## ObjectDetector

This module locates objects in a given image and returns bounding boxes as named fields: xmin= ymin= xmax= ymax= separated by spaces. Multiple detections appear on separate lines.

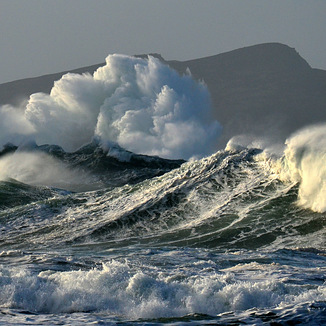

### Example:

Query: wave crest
xmin=280 ymin=124 xmax=326 ymax=213
xmin=1 ymin=54 xmax=221 ymax=160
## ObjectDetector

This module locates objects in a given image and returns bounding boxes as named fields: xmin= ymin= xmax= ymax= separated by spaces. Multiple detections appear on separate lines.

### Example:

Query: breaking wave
xmin=1 ymin=51 xmax=326 ymax=325
xmin=1 ymin=258 xmax=326 ymax=320
xmin=280 ymin=124 xmax=326 ymax=213
xmin=0 ymin=54 xmax=221 ymax=160
xmin=1 ymin=126 xmax=326 ymax=324
xmin=226 ymin=124 xmax=326 ymax=214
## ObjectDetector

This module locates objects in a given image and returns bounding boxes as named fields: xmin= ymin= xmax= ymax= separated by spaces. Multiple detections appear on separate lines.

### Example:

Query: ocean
xmin=1 ymin=54 xmax=326 ymax=325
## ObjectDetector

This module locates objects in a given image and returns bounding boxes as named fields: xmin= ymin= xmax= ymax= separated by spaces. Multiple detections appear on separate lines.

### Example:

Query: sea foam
xmin=0 ymin=151 xmax=98 ymax=191
xmin=0 ymin=55 xmax=221 ymax=160
xmin=280 ymin=124 xmax=326 ymax=213
xmin=226 ymin=124 xmax=326 ymax=213
xmin=1 ymin=259 xmax=325 ymax=319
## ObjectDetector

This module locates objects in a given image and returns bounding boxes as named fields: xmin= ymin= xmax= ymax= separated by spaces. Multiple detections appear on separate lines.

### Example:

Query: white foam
xmin=278 ymin=124 xmax=326 ymax=212
xmin=0 ymin=151 xmax=98 ymax=191
xmin=226 ymin=125 xmax=326 ymax=213
xmin=1 ymin=260 xmax=325 ymax=318
xmin=0 ymin=105 xmax=35 ymax=147
xmin=0 ymin=55 xmax=221 ymax=160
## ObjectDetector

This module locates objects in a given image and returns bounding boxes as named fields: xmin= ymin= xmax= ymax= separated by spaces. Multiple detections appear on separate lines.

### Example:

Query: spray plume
xmin=0 ymin=54 xmax=221 ymax=160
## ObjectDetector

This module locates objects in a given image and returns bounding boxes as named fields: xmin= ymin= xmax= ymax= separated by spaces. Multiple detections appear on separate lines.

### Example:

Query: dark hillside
xmin=170 ymin=43 xmax=326 ymax=145
xmin=1 ymin=43 xmax=325 ymax=147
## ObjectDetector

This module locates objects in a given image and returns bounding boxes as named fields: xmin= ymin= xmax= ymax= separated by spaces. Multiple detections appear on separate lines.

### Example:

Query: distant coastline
xmin=1 ymin=43 xmax=326 ymax=148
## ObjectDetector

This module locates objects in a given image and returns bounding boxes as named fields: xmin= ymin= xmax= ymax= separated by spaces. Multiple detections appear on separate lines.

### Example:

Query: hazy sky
xmin=1 ymin=0 xmax=326 ymax=84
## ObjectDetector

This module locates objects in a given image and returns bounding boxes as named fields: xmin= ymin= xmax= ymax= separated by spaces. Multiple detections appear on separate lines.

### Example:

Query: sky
xmin=1 ymin=0 xmax=326 ymax=84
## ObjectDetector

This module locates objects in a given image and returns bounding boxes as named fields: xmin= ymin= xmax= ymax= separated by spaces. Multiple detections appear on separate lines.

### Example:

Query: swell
xmin=63 ymin=147 xmax=326 ymax=250
xmin=0 ymin=140 xmax=184 ymax=191
xmin=2 ymin=147 xmax=326 ymax=251
xmin=0 ymin=179 xmax=54 ymax=209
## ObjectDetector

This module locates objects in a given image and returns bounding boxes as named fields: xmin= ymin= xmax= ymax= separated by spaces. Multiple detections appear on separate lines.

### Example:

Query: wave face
xmin=280 ymin=124 xmax=326 ymax=212
xmin=0 ymin=55 xmax=221 ymax=160
xmin=1 ymin=143 xmax=326 ymax=325
xmin=1 ymin=54 xmax=326 ymax=325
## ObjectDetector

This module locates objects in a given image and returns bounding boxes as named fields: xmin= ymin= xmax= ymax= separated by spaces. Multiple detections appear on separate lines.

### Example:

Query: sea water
xmin=1 ymin=54 xmax=326 ymax=325
xmin=1 ymin=144 xmax=326 ymax=325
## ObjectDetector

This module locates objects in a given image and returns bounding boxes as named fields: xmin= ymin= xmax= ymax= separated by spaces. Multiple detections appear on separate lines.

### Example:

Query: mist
xmin=0 ymin=151 xmax=101 ymax=192
xmin=0 ymin=55 xmax=221 ymax=160
xmin=281 ymin=124 xmax=326 ymax=213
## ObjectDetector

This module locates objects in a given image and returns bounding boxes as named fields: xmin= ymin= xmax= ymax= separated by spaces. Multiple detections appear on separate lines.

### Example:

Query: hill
xmin=1 ymin=43 xmax=325 ymax=147
xmin=170 ymin=43 xmax=326 ymax=145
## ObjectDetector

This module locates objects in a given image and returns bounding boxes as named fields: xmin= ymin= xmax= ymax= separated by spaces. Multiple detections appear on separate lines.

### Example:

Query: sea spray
xmin=280 ymin=124 xmax=326 ymax=212
xmin=234 ymin=124 xmax=326 ymax=213
xmin=2 ymin=258 xmax=325 ymax=318
xmin=0 ymin=151 xmax=96 ymax=191
xmin=1 ymin=137 xmax=326 ymax=324
xmin=0 ymin=104 xmax=35 ymax=146
xmin=0 ymin=54 xmax=221 ymax=160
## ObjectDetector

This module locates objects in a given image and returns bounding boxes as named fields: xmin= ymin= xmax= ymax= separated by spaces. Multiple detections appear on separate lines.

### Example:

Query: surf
xmin=0 ymin=54 xmax=221 ymax=160
xmin=1 ymin=51 xmax=326 ymax=325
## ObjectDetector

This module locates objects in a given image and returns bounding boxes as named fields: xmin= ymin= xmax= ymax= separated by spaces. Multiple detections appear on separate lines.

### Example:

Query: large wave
xmin=0 ymin=54 xmax=221 ymax=160
xmin=279 ymin=124 xmax=326 ymax=213
xmin=2 ymin=53 xmax=326 ymax=215
xmin=225 ymin=124 xmax=326 ymax=214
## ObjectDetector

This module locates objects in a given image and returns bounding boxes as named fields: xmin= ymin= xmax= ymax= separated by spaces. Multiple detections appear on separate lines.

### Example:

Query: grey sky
xmin=1 ymin=0 xmax=326 ymax=84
